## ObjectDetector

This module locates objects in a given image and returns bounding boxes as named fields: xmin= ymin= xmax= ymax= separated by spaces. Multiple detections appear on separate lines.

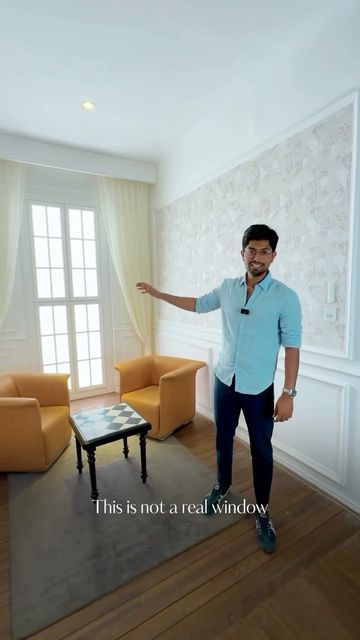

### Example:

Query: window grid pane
xmin=76 ymin=332 xmax=90 ymax=360
xmin=49 ymin=239 xmax=63 ymax=268
xmin=32 ymin=204 xmax=65 ymax=300
xmin=55 ymin=334 xmax=70 ymax=363
xmin=46 ymin=207 xmax=62 ymax=237
xmin=84 ymin=240 xmax=96 ymax=268
xmin=51 ymin=269 xmax=66 ymax=298
xmin=78 ymin=360 xmax=91 ymax=388
xmin=54 ymin=306 xmax=67 ymax=334
xmin=82 ymin=210 xmax=95 ymax=239
xmin=34 ymin=237 xmax=49 ymax=268
xmin=69 ymin=208 xmax=83 ymax=239
xmin=38 ymin=306 xmax=71 ymax=389
xmin=89 ymin=331 xmax=101 ymax=358
xmin=72 ymin=269 xmax=86 ymax=297
xmin=41 ymin=335 xmax=56 ymax=365
xmin=74 ymin=304 xmax=87 ymax=332
xmin=91 ymin=359 xmax=103 ymax=385
xmin=32 ymin=205 xmax=47 ymax=236
xmin=39 ymin=306 xmax=54 ymax=335
xmin=70 ymin=239 xmax=84 ymax=268
xmin=85 ymin=269 xmax=98 ymax=297
xmin=69 ymin=209 xmax=99 ymax=299
xmin=36 ymin=269 xmax=52 ymax=298
xmin=74 ymin=304 xmax=103 ymax=388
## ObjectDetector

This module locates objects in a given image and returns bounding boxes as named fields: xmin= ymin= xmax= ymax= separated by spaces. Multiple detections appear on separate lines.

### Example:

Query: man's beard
xmin=248 ymin=262 xmax=267 ymax=276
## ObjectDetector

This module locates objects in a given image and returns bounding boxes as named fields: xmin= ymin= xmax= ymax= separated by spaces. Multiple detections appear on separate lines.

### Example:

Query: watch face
xmin=284 ymin=388 xmax=297 ymax=397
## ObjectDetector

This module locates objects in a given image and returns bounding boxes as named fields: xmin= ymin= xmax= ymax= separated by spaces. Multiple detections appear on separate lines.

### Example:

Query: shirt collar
xmin=240 ymin=270 xmax=272 ymax=291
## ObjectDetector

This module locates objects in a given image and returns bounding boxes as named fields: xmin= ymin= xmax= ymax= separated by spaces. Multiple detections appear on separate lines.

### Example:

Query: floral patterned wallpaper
xmin=155 ymin=104 xmax=353 ymax=353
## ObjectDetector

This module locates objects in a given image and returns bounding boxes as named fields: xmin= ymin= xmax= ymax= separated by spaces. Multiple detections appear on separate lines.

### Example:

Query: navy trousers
xmin=214 ymin=375 xmax=274 ymax=510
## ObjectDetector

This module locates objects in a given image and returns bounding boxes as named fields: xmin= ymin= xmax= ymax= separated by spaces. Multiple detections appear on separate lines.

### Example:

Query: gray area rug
xmin=9 ymin=432 xmax=244 ymax=639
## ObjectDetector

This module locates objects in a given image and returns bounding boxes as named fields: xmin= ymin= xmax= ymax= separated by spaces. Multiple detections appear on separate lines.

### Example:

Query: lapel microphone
xmin=241 ymin=308 xmax=250 ymax=315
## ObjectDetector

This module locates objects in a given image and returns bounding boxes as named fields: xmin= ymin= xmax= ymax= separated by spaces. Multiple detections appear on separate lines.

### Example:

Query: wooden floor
xmin=1 ymin=392 xmax=360 ymax=640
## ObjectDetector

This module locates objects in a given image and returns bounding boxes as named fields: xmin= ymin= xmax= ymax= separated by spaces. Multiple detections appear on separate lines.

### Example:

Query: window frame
xmin=27 ymin=197 xmax=114 ymax=399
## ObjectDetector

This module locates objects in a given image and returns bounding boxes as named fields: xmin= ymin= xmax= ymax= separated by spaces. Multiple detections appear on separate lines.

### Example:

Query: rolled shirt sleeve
xmin=195 ymin=284 xmax=222 ymax=314
xmin=280 ymin=290 xmax=302 ymax=348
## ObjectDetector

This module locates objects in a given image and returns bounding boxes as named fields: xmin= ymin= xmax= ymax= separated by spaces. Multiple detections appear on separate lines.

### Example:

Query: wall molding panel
xmin=239 ymin=374 xmax=351 ymax=486
xmin=114 ymin=322 xmax=142 ymax=360
xmin=155 ymin=319 xmax=359 ymax=511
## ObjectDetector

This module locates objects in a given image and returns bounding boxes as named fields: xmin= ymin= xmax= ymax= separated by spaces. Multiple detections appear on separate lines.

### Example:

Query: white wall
xmin=0 ymin=164 xmax=142 ymax=396
xmin=152 ymin=91 xmax=360 ymax=513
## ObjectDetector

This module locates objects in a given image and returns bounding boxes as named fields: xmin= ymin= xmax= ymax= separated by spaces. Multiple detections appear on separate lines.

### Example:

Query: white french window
xmin=30 ymin=203 xmax=109 ymax=393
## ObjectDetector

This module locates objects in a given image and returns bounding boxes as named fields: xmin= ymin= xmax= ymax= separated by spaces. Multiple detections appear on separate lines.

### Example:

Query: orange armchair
xmin=0 ymin=373 xmax=72 ymax=472
xmin=114 ymin=355 xmax=206 ymax=439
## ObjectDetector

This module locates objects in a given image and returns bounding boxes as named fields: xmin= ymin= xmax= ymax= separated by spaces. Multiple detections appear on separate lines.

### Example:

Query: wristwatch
xmin=283 ymin=387 xmax=297 ymax=398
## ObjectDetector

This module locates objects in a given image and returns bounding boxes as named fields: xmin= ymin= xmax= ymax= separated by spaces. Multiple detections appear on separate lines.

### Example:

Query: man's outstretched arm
xmin=136 ymin=282 xmax=196 ymax=312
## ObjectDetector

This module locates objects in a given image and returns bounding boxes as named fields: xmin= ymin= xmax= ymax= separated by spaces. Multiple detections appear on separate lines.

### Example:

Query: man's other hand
xmin=273 ymin=394 xmax=294 ymax=422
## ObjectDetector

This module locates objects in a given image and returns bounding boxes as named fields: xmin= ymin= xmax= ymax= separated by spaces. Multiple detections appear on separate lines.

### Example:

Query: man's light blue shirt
xmin=195 ymin=271 xmax=302 ymax=395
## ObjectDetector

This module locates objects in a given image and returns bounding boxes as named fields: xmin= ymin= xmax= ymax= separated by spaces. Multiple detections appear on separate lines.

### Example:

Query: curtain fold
xmin=97 ymin=176 xmax=152 ymax=354
xmin=0 ymin=159 xmax=25 ymax=329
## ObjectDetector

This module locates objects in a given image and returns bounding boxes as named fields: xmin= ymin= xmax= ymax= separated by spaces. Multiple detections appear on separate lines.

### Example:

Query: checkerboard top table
xmin=71 ymin=403 xmax=150 ymax=446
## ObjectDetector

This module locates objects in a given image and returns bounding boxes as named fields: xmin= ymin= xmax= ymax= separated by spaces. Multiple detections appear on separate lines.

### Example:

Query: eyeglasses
xmin=244 ymin=248 xmax=273 ymax=257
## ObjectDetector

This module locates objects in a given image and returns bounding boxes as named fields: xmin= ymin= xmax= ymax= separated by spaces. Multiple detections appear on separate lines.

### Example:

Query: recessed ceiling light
xmin=81 ymin=101 xmax=95 ymax=111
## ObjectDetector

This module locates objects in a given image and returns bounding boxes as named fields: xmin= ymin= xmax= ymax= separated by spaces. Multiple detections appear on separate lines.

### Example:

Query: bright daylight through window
xmin=31 ymin=204 xmax=104 ymax=390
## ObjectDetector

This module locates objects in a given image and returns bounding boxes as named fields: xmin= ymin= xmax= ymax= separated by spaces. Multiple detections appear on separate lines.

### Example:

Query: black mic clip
xmin=241 ymin=308 xmax=250 ymax=315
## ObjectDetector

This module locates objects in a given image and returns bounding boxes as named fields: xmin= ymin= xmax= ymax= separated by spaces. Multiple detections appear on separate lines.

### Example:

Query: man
xmin=136 ymin=224 xmax=301 ymax=553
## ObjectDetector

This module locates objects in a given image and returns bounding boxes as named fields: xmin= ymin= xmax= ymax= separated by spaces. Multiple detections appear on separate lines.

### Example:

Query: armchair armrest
xmin=114 ymin=356 xmax=153 ymax=397
xmin=11 ymin=373 xmax=70 ymax=407
xmin=0 ymin=398 xmax=44 ymax=471
xmin=0 ymin=397 xmax=39 ymax=409
xmin=0 ymin=397 xmax=42 ymax=435
xmin=159 ymin=364 xmax=203 ymax=435
xmin=160 ymin=362 xmax=205 ymax=382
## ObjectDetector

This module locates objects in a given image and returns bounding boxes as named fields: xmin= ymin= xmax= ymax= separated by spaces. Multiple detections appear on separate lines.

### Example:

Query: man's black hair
xmin=242 ymin=224 xmax=279 ymax=252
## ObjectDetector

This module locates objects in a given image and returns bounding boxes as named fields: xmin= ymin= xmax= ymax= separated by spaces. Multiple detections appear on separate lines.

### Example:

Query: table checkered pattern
xmin=72 ymin=403 xmax=148 ymax=443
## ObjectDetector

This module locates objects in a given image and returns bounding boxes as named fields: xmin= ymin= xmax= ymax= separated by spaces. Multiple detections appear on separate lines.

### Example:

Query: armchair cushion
xmin=115 ymin=355 xmax=206 ymax=439
xmin=122 ymin=386 xmax=160 ymax=437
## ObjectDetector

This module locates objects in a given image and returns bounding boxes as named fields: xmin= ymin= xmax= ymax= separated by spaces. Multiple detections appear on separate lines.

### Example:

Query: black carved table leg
xmin=123 ymin=436 xmax=129 ymax=459
xmin=75 ymin=436 xmax=83 ymax=473
xmin=86 ymin=446 xmax=99 ymax=501
xmin=139 ymin=433 xmax=147 ymax=483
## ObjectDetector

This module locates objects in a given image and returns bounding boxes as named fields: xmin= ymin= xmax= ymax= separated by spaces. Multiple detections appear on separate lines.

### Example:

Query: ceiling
xmin=0 ymin=0 xmax=357 ymax=166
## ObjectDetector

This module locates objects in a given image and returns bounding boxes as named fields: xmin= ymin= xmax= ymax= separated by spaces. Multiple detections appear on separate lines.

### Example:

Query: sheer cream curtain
xmin=0 ymin=159 xmax=25 ymax=329
xmin=97 ymin=176 xmax=152 ymax=354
